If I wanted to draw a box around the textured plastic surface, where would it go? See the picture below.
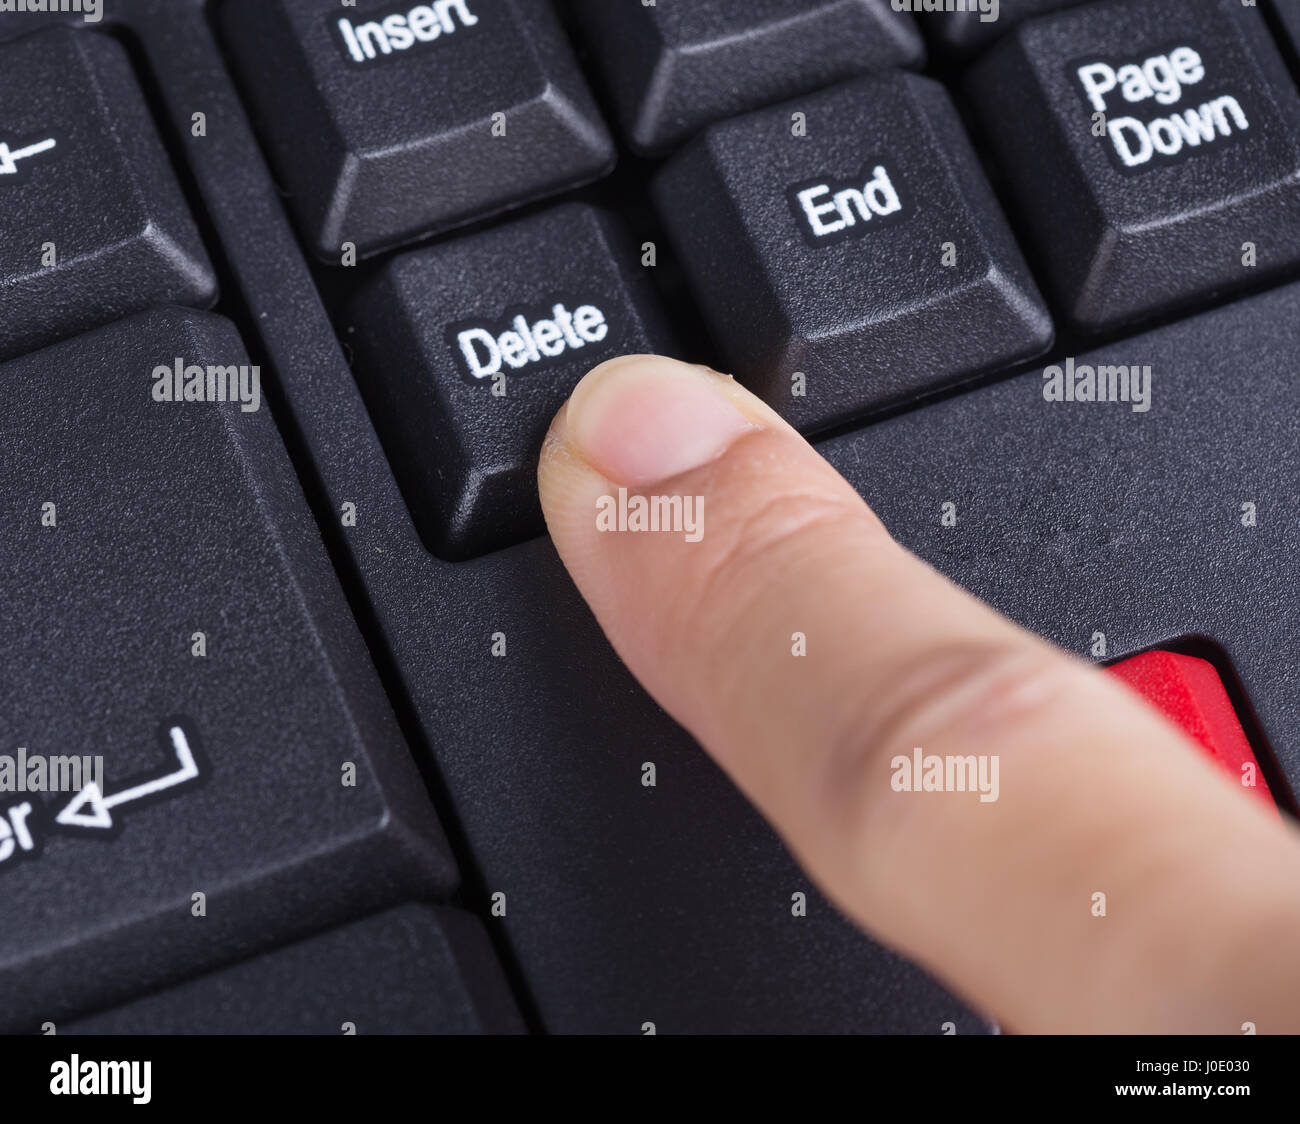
[819,285,1300,817]
[1278,0,1300,54]
[918,0,1087,55]
[0,27,216,360]
[221,0,615,260]
[68,905,525,1034]
[198,0,1300,1032]
[968,0,1300,331]
[0,309,457,1032]
[655,72,1053,434]
[316,282,1300,1034]
[1107,651,1276,811]
[4,0,1295,1035]
[571,0,924,154]
[343,203,678,559]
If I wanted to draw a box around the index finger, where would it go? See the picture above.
[539,354,1300,1033]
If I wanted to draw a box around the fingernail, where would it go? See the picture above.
[564,355,761,487]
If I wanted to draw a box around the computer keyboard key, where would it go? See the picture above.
[653,72,1053,434]
[968,0,1300,332]
[1107,650,1277,812]
[342,202,676,559]
[221,0,615,260]
[67,905,524,1034]
[0,28,216,360]
[570,0,924,155]
[0,308,456,1032]
[916,0,1084,56]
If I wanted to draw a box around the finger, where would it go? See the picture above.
[538,353,1300,1033]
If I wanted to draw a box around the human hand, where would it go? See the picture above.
[537,353,1300,1034]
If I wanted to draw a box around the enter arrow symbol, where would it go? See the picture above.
[56,725,200,831]
[0,137,56,175]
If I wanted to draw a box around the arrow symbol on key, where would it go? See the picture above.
[0,137,57,176]
[55,725,201,832]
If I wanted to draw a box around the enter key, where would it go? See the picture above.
[1107,649,1280,814]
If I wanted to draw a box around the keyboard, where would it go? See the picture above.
[3,0,1300,1035]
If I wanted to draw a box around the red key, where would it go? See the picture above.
[1107,650,1276,812]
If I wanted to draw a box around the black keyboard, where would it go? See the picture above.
[3,0,1300,1034]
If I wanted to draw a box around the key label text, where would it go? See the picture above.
[452,300,610,380]
[0,723,204,871]
[0,134,57,179]
[1075,47,1250,170]
[335,0,478,65]
[791,164,907,244]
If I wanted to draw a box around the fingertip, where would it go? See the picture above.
[559,354,765,488]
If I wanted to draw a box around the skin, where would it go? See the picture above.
[537,353,1300,1034]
